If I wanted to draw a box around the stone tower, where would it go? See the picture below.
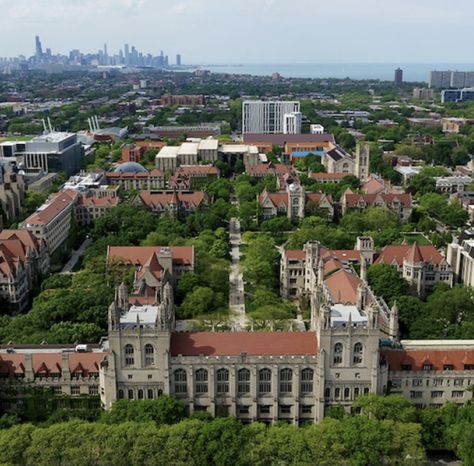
[355,143,370,182]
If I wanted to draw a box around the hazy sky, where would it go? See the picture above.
[0,0,473,63]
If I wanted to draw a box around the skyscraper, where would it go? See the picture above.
[176,54,181,66]
[124,44,130,65]
[394,68,403,86]
[35,35,43,60]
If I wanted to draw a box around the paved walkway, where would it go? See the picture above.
[61,237,93,273]
[229,217,247,331]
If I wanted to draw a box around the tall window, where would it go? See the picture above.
[124,344,134,366]
[279,368,293,394]
[174,369,187,394]
[128,389,134,399]
[195,369,208,394]
[333,343,343,365]
[118,389,124,399]
[258,369,272,395]
[144,344,154,366]
[237,369,251,395]
[353,343,363,365]
[147,389,154,399]
[138,389,144,399]
[216,369,229,394]
[300,368,314,394]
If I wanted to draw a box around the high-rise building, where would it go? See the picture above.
[242,101,301,134]
[413,88,434,100]
[176,54,181,66]
[124,43,130,65]
[35,35,43,60]
[283,112,302,134]
[394,68,403,86]
[428,70,474,88]
[441,88,474,104]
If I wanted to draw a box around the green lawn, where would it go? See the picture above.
[0,136,33,142]
[401,233,431,245]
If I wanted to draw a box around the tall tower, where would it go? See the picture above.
[286,181,305,220]
[176,54,181,66]
[394,67,403,86]
[355,143,370,182]
[35,35,43,60]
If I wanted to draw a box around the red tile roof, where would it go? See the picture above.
[170,331,318,356]
[136,191,207,209]
[108,246,194,268]
[22,190,77,226]
[382,349,474,371]
[77,196,119,207]
[324,269,361,304]
[286,250,306,260]
[0,352,105,377]
[310,172,347,181]
[175,165,220,177]
[375,244,444,267]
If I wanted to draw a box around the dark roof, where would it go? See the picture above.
[243,133,335,145]
[326,145,348,161]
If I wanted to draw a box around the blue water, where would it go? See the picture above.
[195,63,474,83]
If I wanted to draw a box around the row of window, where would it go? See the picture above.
[324,386,370,400]
[49,385,99,395]
[399,364,474,371]
[118,388,163,400]
[174,368,314,395]
[409,390,465,399]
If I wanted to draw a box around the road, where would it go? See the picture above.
[228,217,247,331]
[61,237,93,273]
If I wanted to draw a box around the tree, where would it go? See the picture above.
[353,394,417,423]
[367,263,408,305]
[100,397,186,425]
[179,287,220,318]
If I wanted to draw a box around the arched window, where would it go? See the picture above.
[128,389,134,399]
[144,344,154,366]
[174,369,187,394]
[344,387,350,399]
[335,387,341,399]
[138,389,144,399]
[124,344,134,366]
[237,368,250,395]
[353,343,363,365]
[333,343,343,365]
[195,369,208,394]
[216,368,229,394]
[279,368,293,394]
[300,368,314,394]
[324,387,330,399]
[354,387,360,398]
[147,389,154,399]
[258,368,272,394]
[118,389,124,399]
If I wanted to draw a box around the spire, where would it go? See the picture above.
[360,255,368,282]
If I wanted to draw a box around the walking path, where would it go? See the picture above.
[229,217,247,331]
[61,237,93,273]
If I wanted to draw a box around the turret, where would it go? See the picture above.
[389,301,399,341]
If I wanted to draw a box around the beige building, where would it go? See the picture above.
[0,163,25,224]
[322,143,370,182]
[341,192,413,222]
[259,179,334,221]
[447,236,474,287]
[20,190,77,255]
[0,229,50,311]
[375,243,453,296]
[105,169,165,191]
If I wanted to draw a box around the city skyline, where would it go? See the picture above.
[0,0,473,63]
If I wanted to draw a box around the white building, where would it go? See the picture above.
[283,112,302,134]
[242,101,300,134]
[310,124,325,134]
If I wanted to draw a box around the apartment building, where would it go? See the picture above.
[242,101,300,134]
